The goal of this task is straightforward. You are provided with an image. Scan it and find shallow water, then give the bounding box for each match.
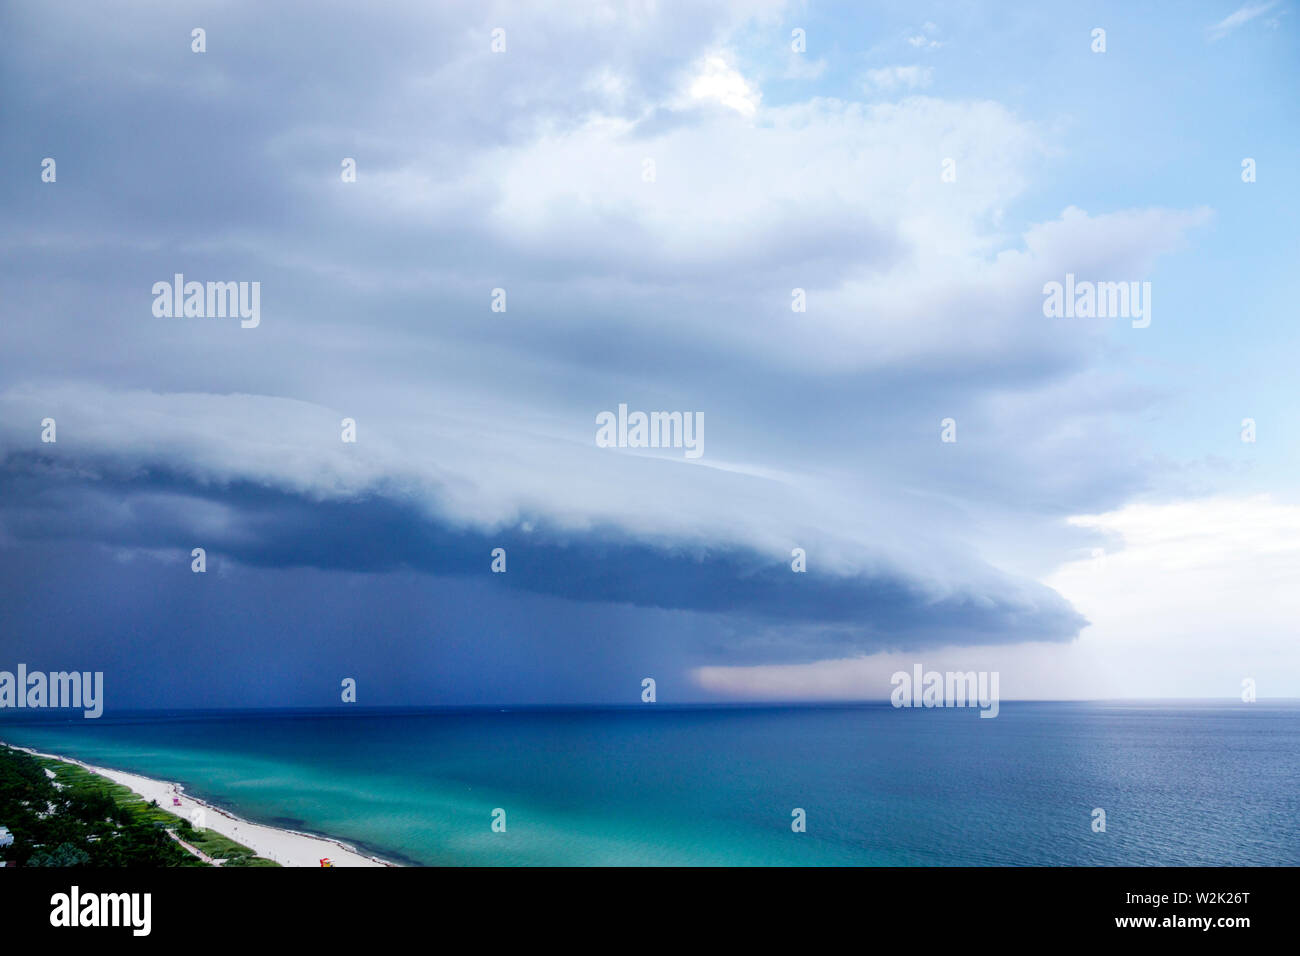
[3,701,1296,866]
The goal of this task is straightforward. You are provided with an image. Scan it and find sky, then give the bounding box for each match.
[1,1,1297,709]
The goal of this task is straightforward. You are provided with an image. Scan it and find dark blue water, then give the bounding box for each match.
[2,701,1296,865]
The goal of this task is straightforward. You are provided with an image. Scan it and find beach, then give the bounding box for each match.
[4,744,392,868]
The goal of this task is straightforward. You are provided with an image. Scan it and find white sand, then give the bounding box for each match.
[6,745,392,867]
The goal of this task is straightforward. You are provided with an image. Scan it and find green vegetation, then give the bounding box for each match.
[0,744,278,867]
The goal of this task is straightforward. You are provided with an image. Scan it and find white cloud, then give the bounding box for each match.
[1207,1,1280,40]
[863,65,933,91]
[1044,495,1300,696]
[783,52,827,80]
[695,495,1300,699]
[907,22,943,49]
[686,55,760,115]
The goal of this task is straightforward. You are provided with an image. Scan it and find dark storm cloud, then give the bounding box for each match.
[0,0,1215,705]
[0,452,1085,647]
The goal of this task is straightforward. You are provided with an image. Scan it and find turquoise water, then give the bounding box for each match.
[2,702,1297,865]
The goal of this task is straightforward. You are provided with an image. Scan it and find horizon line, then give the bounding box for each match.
[3,696,1297,722]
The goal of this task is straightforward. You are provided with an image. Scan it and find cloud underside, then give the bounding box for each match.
[0,448,1085,657]
[1,0,1228,681]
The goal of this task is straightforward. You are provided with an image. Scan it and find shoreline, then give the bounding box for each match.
[1,742,397,868]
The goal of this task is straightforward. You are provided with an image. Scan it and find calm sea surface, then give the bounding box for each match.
[2,701,1296,865]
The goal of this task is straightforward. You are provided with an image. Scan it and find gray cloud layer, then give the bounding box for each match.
[0,1,1208,704]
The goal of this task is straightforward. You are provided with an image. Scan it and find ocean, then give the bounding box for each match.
[2,701,1296,866]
